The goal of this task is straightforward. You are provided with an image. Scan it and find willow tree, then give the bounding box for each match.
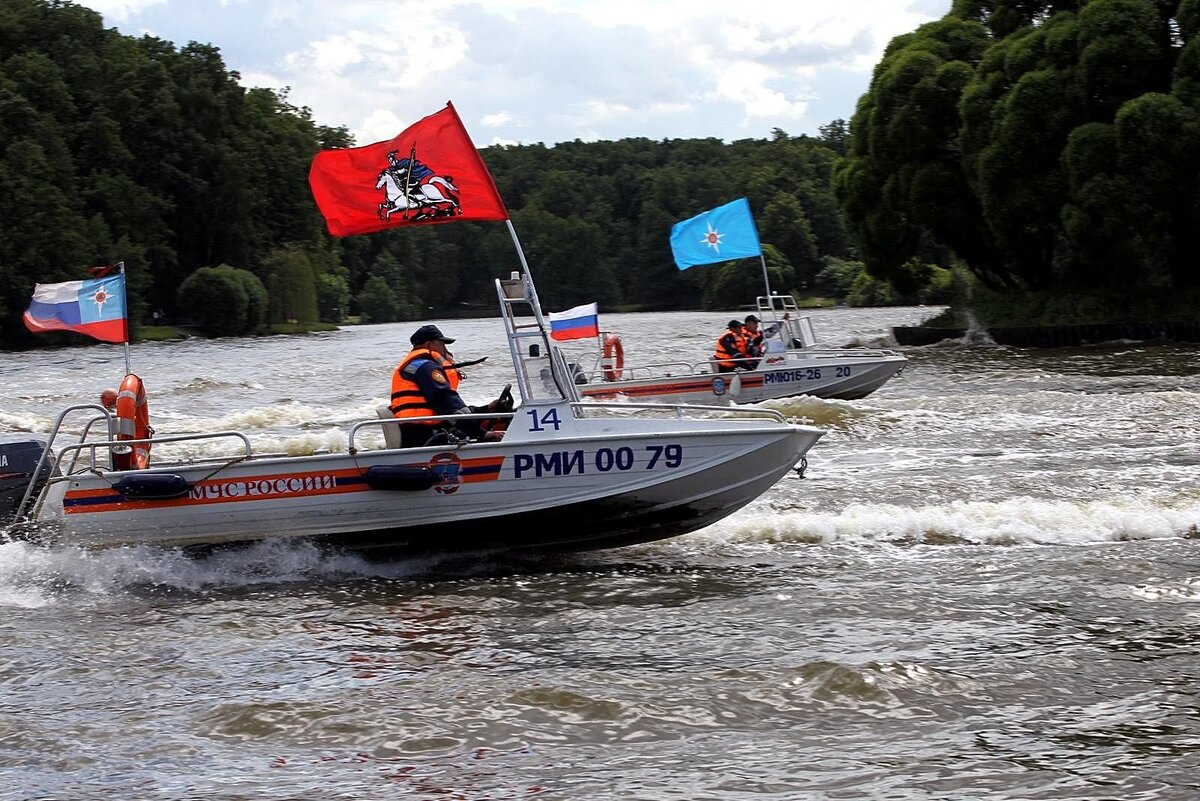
[835,0,1200,294]
[262,246,319,324]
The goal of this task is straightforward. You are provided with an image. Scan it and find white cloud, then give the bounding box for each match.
[73,0,951,145]
[76,0,167,19]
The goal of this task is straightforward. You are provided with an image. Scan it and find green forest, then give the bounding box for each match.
[839,0,1200,325]
[2,0,1198,348]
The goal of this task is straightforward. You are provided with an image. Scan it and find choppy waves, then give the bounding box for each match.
[4,493,1197,606]
[0,538,477,607]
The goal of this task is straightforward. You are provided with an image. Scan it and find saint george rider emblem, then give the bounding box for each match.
[375,146,462,222]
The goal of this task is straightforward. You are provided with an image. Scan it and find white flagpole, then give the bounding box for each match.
[745,199,772,300]
[505,220,542,317]
[117,261,131,375]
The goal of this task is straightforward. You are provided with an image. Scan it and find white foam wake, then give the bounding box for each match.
[725,495,1200,547]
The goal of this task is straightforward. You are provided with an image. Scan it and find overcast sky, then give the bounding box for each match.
[74,0,952,148]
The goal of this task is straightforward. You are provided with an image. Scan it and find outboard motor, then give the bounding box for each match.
[0,437,54,524]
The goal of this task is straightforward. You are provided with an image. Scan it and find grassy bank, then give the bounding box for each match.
[135,325,189,341]
[135,321,339,342]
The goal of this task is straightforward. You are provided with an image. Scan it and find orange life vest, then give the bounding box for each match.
[389,349,461,420]
[713,331,747,370]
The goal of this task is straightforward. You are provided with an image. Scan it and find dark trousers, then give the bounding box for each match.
[397,422,440,448]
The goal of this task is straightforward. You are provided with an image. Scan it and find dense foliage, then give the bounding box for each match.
[176,265,267,336]
[0,0,862,348]
[835,0,1200,297]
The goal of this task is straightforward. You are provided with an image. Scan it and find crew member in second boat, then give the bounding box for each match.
[390,324,509,447]
[743,314,765,359]
[713,319,754,373]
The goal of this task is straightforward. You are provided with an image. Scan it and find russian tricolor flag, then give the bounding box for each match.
[549,302,599,341]
[23,274,128,343]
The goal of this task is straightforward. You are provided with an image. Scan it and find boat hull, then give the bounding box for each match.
[23,423,820,556]
[316,431,801,555]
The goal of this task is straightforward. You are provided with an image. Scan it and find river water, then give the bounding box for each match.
[2,306,1198,801]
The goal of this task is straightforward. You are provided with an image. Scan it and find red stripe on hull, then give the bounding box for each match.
[63,457,504,514]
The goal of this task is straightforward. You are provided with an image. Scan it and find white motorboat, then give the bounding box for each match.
[3,270,823,556]
[570,294,908,405]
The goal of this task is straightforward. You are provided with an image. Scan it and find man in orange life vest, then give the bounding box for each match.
[743,314,765,359]
[713,319,754,373]
[390,324,511,447]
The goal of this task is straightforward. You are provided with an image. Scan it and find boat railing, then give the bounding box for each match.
[754,294,906,358]
[574,358,716,384]
[13,402,255,523]
[570,400,788,424]
[571,344,903,387]
[14,402,121,521]
[349,411,517,452]
[349,402,787,450]
[58,413,117,474]
[769,346,906,359]
[54,431,255,478]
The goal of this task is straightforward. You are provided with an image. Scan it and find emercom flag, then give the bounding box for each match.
[548,302,599,341]
[669,197,762,270]
[23,274,128,343]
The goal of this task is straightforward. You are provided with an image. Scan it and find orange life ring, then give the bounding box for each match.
[112,373,152,471]
[602,334,624,381]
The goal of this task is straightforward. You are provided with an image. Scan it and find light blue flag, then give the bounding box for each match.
[669,197,763,270]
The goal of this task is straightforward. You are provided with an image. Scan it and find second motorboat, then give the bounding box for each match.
[564,293,907,405]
